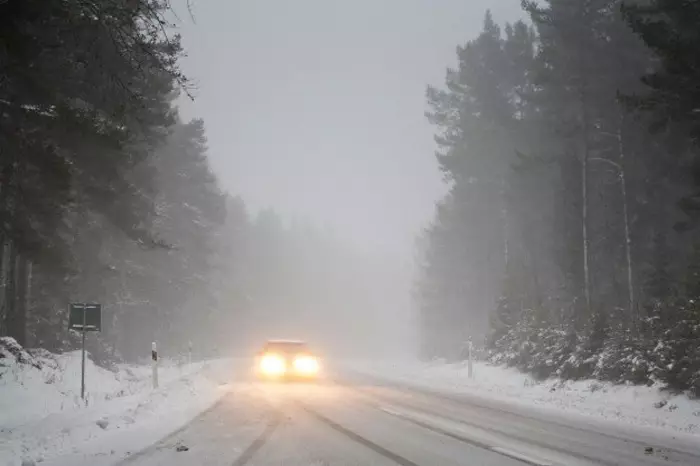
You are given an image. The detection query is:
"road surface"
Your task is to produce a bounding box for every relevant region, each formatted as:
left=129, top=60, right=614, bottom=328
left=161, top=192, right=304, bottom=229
left=116, top=369, right=700, bottom=466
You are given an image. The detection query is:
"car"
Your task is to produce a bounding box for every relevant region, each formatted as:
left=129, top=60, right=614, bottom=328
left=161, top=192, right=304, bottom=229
left=255, top=339, right=320, bottom=380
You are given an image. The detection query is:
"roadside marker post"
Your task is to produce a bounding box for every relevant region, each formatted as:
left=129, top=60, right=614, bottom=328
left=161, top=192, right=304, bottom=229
left=152, top=341, right=159, bottom=389
left=68, top=303, right=102, bottom=400
left=467, top=336, right=474, bottom=379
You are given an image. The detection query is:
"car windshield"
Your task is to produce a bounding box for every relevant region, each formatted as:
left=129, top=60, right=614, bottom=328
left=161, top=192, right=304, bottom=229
left=263, top=341, right=309, bottom=354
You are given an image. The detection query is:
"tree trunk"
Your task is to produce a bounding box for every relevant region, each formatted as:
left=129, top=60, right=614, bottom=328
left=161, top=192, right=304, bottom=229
left=616, top=113, right=635, bottom=328
left=4, top=241, right=21, bottom=345
left=0, top=242, right=5, bottom=336
left=14, top=256, right=29, bottom=346
left=581, top=117, right=591, bottom=318
left=578, top=0, right=592, bottom=320
left=501, top=179, right=509, bottom=271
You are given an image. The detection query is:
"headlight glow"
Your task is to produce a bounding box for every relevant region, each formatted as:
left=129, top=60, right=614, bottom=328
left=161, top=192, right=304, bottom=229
left=260, top=354, right=286, bottom=375
left=293, top=356, right=319, bottom=374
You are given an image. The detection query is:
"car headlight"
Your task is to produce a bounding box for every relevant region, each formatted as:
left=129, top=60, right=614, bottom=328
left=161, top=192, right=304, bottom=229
left=293, top=356, right=319, bottom=374
left=260, top=354, right=286, bottom=375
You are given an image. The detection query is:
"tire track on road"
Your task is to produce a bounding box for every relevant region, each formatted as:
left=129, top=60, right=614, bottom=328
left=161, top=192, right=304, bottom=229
left=346, top=372, right=700, bottom=460
left=230, top=413, right=283, bottom=466
left=321, top=379, right=553, bottom=466
left=347, top=382, right=606, bottom=466
left=116, top=395, right=228, bottom=465
left=296, top=400, right=422, bottom=466
left=341, top=377, right=698, bottom=466
left=378, top=406, right=554, bottom=466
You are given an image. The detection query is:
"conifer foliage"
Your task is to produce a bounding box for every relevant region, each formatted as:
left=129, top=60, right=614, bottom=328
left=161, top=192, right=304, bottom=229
left=417, top=1, right=700, bottom=395
left=1, top=1, right=239, bottom=360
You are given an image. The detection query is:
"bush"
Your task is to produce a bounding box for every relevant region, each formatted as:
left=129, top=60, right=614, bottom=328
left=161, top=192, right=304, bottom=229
left=651, top=301, right=700, bottom=396
left=488, top=300, right=700, bottom=394
left=593, top=338, right=654, bottom=385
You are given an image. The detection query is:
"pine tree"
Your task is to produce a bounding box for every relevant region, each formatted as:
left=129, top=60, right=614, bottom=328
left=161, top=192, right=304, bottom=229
left=419, top=13, right=540, bottom=359
left=0, top=0, right=187, bottom=346
left=623, top=0, right=700, bottom=142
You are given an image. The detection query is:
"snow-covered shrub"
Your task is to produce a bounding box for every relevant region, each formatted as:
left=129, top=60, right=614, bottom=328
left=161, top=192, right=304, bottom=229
left=490, top=307, right=574, bottom=380
left=0, top=337, right=42, bottom=371
left=650, top=300, right=700, bottom=397
left=488, top=298, right=700, bottom=394
left=593, top=336, right=654, bottom=385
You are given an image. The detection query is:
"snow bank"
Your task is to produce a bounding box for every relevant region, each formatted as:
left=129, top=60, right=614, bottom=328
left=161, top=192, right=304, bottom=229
left=0, top=338, right=236, bottom=466
left=348, top=359, right=700, bottom=436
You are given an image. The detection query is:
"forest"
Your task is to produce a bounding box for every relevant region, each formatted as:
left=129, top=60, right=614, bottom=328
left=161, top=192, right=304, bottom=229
left=3, top=0, right=700, bottom=396
left=416, top=0, right=700, bottom=395
left=0, top=0, right=401, bottom=364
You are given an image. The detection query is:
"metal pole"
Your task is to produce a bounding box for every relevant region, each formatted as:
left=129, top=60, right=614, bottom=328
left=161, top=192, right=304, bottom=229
left=81, top=307, right=86, bottom=400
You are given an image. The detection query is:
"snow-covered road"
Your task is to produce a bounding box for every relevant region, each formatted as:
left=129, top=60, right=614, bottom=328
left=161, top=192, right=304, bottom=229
left=5, top=353, right=700, bottom=465
left=95, top=372, right=700, bottom=465
left=343, top=359, right=700, bottom=436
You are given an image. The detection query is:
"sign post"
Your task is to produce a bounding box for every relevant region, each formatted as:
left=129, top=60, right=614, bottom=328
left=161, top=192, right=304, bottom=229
left=81, top=310, right=86, bottom=399
left=69, top=303, right=102, bottom=400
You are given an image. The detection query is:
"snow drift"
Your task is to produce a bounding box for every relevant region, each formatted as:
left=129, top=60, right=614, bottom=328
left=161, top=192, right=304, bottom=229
left=348, top=359, right=700, bottom=436
left=0, top=337, right=234, bottom=466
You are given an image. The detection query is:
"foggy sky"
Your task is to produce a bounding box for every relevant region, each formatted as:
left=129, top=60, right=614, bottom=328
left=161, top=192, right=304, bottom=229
left=177, top=0, right=524, bottom=257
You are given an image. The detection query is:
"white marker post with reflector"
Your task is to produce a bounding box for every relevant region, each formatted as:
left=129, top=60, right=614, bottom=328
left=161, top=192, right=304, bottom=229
left=152, top=341, right=159, bottom=389
left=467, top=336, right=474, bottom=379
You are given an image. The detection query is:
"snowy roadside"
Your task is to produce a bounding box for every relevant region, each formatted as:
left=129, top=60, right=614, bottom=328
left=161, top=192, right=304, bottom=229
left=0, top=340, right=238, bottom=466
left=345, top=359, right=700, bottom=437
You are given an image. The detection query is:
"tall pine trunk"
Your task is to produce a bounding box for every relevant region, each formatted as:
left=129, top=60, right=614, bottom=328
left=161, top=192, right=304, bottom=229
left=580, top=101, right=592, bottom=320
left=591, top=112, right=636, bottom=328
left=501, top=179, right=509, bottom=271
left=581, top=135, right=591, bottom=316
left=4, top=241, right=21, bottom=345
left=0, top=242, right=5, bottom=336
left=14, top=255, right=29, bottom=346
left=578, top=0, right=591, bottom=321
left=616, top=113, right=635, bottom=328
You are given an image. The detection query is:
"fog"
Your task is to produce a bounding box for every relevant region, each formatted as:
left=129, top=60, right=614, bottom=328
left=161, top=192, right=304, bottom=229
left=174, top=0, right=524, bottom=359
left=4, top=0, right=700, bottom=405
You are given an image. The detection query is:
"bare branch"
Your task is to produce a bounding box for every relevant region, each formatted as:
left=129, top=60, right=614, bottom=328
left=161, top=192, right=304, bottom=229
left=589, top=156, right=622, bottom=171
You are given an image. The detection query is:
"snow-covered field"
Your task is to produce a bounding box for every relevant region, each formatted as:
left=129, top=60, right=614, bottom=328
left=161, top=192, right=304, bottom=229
left=0, top=339, right=236, bottom=466
left=348, top=359, right=700, bottom=436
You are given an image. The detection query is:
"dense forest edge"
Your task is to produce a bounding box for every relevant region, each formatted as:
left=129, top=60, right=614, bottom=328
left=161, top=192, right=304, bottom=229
left=416, top=0, right=700, bottom=396
left=0, top=1, right=371, bottom=364
left=3, top=1, right=700, bottom=398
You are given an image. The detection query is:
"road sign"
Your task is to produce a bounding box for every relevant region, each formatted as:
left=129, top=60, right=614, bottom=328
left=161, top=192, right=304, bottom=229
left=69, top=303, right=102, bottom=400
left=69, top=303, right=102, bottom=331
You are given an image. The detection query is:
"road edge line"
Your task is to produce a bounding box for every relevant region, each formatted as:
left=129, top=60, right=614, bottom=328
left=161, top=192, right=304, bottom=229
left=379, top=406, right=554, bottom=466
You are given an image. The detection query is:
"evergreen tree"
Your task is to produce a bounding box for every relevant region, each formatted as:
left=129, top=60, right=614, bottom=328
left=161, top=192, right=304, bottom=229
left=417, top=1, right=700, bottom=392
left=0, top=0, right=186, bottom=345
left=419, top=13, right=541, bottom=359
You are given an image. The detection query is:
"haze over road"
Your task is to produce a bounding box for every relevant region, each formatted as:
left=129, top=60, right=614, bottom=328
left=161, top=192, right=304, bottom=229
left=116, top=368, right=700, bottom=466
left=175, top=0, right=524, bottom=256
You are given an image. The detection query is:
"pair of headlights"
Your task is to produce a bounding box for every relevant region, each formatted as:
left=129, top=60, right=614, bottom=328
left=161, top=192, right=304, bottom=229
left=259, top=353, right=319, bottom=375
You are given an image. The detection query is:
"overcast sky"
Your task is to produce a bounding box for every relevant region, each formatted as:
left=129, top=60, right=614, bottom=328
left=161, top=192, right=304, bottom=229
left=176, top=0, right=524, bottom=257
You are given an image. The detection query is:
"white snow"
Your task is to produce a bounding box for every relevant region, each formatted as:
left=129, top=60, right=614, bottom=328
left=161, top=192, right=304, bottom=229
left=0, top=341, right=237, bottom=466
left=346, top=359, right=700, bottom=437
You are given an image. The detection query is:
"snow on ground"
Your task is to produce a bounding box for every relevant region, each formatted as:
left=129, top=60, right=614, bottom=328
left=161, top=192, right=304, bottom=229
left=0, top=338, right=238, bottom=466
left=347, top=359, right=700, bottom=436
